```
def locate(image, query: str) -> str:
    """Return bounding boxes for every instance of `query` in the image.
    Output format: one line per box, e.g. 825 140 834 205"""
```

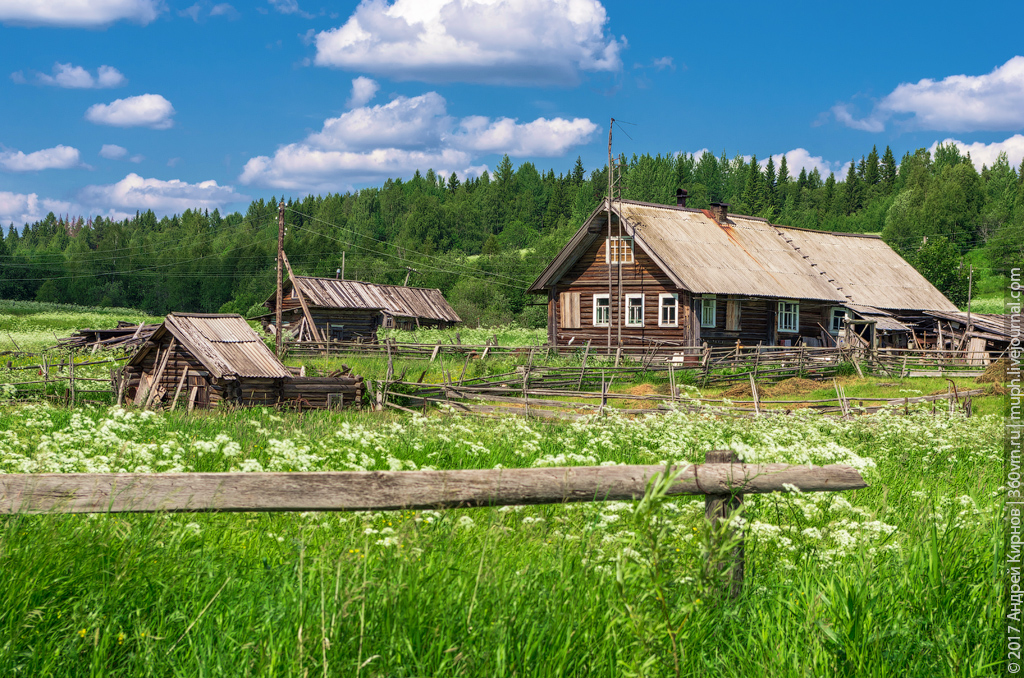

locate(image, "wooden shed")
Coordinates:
261 277 461 342
529 198 959 349
119 313 363 409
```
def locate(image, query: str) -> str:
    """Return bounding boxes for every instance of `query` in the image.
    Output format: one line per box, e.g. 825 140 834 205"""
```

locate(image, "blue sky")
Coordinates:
2 0 1023 226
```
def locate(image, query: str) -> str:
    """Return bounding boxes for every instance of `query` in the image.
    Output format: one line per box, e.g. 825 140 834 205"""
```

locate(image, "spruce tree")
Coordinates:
865 145 880 187
778 155 790 186
881 146 897 191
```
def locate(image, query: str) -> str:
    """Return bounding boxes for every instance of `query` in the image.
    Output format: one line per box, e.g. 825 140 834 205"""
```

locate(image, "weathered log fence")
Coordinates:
0 452 867 597
0 352 127 406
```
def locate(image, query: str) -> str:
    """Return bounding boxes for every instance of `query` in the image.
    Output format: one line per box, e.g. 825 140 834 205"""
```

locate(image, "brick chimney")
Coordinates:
675 188 688 207
709 202 730 223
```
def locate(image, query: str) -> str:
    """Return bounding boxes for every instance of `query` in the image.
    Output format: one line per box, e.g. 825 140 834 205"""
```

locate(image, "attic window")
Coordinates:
605 237 633 264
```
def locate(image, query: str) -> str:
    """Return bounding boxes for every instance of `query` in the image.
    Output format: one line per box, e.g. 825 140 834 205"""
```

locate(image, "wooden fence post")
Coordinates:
68 350 76 408
705 450 744 598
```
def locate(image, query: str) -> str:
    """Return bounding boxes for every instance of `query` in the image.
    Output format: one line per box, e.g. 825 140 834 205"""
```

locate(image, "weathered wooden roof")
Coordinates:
281 277 461 323
923 310 1010 338
530 199 958 312
136 313 290 380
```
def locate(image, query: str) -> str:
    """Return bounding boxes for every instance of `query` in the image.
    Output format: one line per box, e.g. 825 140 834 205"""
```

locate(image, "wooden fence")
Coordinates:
1 353 126 406
0 452 867 597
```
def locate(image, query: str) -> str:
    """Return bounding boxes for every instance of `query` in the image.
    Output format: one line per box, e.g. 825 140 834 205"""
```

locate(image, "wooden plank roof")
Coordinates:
134 313 290 380
279 277 460 323
530 199 958 313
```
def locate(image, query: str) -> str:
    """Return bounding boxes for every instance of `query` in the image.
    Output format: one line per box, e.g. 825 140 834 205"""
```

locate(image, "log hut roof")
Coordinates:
923 309 1010 339
529 199 958 313
271 277 461 323
133 313 290 379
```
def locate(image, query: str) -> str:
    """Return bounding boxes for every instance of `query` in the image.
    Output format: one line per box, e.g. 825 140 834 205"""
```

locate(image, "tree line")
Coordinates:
1 144 1021 324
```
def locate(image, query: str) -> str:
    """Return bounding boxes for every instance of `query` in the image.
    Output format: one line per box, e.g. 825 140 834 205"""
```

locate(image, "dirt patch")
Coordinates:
977 359 1009 384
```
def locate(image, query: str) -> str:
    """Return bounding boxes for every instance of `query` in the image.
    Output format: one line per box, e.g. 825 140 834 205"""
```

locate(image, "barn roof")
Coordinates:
135 313 290 380
278 277 461 323
529 199 958 313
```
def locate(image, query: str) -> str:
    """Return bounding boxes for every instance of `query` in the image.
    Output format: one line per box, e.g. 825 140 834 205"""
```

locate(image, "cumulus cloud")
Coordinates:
268 0 314 18
313 0 623 86
347 76 379 108
181 1 239 21
33 62 126 88
85 94 175 129
0 145 81 171
0 192 79 226
240 89 598 190
99 144 127 159
78 173 248 213
0 0 163 27
928 134 1024 171
763 148 849 180
453 116 598 156
835 56 1024 133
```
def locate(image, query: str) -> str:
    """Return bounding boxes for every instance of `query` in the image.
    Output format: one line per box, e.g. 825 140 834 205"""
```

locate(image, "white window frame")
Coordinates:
658 293 678 328
777 300 799 333
605 236 634 264
829 307 848 334
593 294 610 326
700 296 717 328
625 294 644 327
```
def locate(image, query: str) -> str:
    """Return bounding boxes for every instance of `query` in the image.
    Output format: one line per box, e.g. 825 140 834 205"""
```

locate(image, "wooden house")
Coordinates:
261 277 461 342
119 313 363 409
529 197 959 350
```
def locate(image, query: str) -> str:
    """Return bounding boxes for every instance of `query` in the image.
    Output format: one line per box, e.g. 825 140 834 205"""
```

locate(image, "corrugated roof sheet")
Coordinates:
160 313 290 379
531 199 958 313
287 278 461 323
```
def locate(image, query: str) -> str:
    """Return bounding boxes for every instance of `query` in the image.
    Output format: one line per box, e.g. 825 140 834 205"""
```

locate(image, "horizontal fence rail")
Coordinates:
1 463 866 515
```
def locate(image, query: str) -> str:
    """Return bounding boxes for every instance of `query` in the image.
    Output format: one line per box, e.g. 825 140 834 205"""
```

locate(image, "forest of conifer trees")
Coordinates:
1 143 1021 326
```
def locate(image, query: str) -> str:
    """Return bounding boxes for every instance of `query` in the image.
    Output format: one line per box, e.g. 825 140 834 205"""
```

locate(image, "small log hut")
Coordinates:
118 313 363 410
259 276 460 342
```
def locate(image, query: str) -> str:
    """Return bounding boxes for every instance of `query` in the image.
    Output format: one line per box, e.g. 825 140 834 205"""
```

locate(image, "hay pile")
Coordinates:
977 359 1009 384
722 377 822 398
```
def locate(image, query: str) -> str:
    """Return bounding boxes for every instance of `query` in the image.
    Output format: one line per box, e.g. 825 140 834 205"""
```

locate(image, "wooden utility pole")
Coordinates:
966 264 973 333
276 200 285 357
607 118 614 354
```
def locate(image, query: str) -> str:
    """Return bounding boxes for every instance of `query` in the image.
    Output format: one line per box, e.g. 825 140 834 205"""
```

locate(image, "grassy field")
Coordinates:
0 397 1005 676
0 300 161 354
0 301 1007 676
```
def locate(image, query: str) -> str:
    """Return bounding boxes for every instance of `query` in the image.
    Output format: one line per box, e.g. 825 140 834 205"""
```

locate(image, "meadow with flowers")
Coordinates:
0 391 1004 676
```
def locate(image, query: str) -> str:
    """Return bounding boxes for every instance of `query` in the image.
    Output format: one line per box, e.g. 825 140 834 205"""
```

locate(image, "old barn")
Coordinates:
261 277 460 342
529 196 959 350
119 312 363 409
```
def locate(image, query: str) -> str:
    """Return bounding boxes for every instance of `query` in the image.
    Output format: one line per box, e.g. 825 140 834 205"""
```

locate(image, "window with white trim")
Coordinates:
593 294 610 326
700 296 717 328
658 293 678 327
829 307 847 334
605 236 634 264
777 300 799 333
625 294 644 326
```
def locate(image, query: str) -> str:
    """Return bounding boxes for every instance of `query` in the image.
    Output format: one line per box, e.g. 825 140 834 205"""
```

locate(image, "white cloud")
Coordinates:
927 134 1024 171
240 89 598 190
0 192 78 226
313 0 623 86
34 62 126 89
180 1 239 21
210 3 238 17
311 92 449 151
0 145 81 171
347 76 379 108
78 173 247 213
10 70 26 84
85 94 175 129
764 148 848 180
100 144 128 159
0 0 163 27
835 56 1024 133
268 0 313 18
453 116 598 156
